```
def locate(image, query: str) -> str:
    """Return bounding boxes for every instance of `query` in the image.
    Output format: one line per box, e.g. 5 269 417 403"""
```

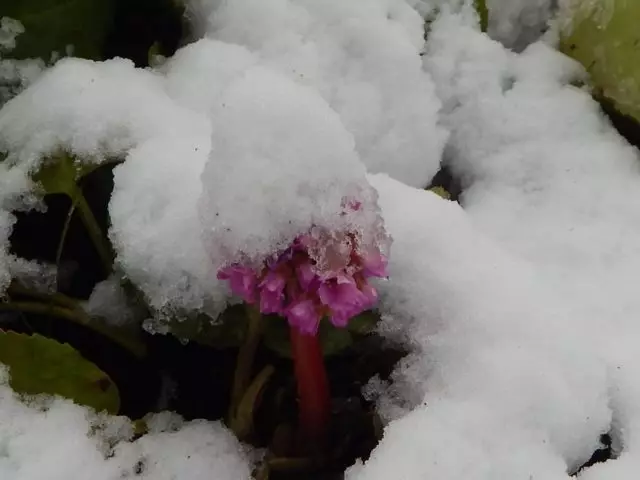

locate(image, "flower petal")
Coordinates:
286 298 321 335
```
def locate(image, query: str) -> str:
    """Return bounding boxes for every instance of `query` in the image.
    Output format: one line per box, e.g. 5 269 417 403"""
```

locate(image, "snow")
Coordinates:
350 7 640 480
348 175 610 479
83 274 139 327
0 0 442 317
0 368 253 480
198 64 381 271
487 0 555 50
193 0 447 188
4 0 640 478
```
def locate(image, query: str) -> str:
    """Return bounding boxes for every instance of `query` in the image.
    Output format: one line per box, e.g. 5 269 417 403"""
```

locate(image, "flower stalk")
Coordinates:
290 326 330 448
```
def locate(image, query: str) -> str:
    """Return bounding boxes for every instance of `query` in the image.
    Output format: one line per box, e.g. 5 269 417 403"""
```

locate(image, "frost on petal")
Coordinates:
295 261 316 292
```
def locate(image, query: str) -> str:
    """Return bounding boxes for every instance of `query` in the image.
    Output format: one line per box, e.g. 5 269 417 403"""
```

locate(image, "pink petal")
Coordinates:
286 299 321 335
296 261 317 291
260 288 284 314
218 265 258 303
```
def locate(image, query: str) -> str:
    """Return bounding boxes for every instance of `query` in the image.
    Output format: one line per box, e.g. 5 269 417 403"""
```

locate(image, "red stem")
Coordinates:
290 326 331 448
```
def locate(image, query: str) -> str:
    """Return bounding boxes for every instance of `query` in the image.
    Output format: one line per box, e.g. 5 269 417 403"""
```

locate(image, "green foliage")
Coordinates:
33 153 102 196
429 186 452 200
175 307 381 356
559 0 640 123
1 0 114 61
168 305 251 349
32 154 118 272
0 331 120 413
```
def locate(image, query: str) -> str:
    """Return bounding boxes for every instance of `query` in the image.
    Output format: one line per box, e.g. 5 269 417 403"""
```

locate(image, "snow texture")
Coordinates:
487 0 555 51
0 368 253 480
350 7 640 480
193 0 447 188
83 274 139 327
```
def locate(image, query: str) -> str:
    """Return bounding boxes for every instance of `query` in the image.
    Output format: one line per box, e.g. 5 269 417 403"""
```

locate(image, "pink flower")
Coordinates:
259 270 287 313
217 198 390 335
217 265 258 304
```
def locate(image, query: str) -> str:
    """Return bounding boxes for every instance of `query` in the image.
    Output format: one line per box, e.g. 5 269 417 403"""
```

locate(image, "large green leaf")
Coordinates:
1 0 114 61
559 0 640 123
0 330 120 413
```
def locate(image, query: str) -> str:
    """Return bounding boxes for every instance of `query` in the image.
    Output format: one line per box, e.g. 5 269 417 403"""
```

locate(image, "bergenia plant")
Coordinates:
218 198 390 446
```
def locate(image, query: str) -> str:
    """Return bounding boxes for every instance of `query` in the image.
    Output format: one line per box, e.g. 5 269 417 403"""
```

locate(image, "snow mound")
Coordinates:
352 9 640 480
0 369 252 480
349 175 609 479
193 0 447 188
198 64 380 270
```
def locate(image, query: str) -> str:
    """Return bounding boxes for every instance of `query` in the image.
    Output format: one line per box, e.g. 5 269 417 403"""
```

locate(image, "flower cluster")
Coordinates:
218 226 389 335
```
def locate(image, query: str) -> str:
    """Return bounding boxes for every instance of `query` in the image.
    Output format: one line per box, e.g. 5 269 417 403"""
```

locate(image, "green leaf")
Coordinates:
347 310 381 335
33 154 102 196
174 307 377 355
168 305 250 349
559 0 640 123
230 365 275 441
1 0 114 61
33 154 117 272
428 186 452 200
0 331 120 413
263 316 353 358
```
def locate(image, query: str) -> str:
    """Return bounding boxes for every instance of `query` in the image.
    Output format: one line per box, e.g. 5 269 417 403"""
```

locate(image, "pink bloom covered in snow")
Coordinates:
218 204 390 335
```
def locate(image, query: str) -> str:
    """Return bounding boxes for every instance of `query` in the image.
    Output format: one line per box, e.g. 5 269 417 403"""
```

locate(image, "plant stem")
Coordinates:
0 300 146 358
289 327 331 448
228 305 263 428
231 364 275 440
71 183 114 274
8 283 79 310
55 196 78 271
474 0 489 32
